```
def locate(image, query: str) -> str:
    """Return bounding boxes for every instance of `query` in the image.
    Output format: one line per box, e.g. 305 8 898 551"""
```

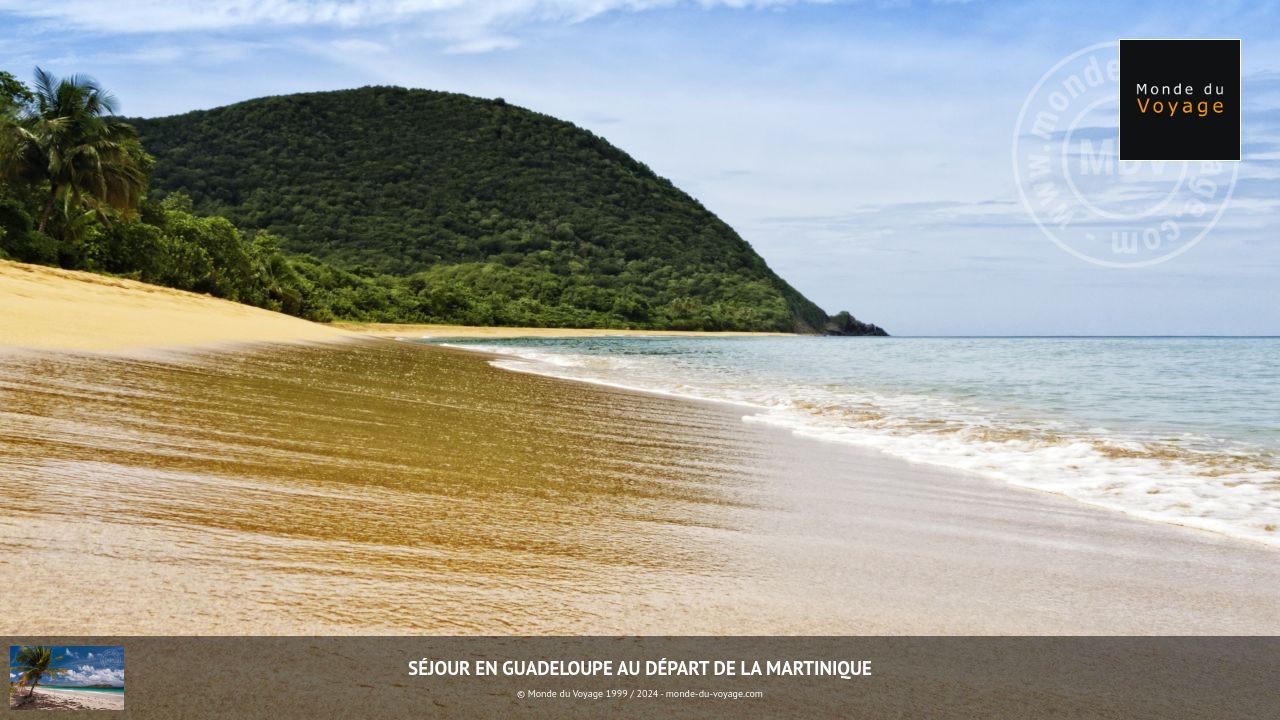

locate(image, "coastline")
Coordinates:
456 338 1280 550
336 322 796 339
9 687 125 711
1 267 1277 634
2 337 1278 634
0 260 792 354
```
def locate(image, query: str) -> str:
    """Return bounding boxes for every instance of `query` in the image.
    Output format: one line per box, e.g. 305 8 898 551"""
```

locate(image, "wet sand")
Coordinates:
2 338 1277 635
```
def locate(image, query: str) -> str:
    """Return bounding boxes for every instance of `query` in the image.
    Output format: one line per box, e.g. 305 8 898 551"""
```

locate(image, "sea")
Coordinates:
428 336 1280 547
40 687 124 694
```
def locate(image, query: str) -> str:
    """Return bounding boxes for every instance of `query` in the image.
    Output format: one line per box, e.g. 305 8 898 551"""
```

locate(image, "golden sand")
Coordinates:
0 260 791 355
0 340 772 633
0 260 352 352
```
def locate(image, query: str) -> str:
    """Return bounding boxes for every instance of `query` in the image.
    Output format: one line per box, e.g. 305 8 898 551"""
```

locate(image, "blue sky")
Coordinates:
9 645 125 687
1 0 1277 334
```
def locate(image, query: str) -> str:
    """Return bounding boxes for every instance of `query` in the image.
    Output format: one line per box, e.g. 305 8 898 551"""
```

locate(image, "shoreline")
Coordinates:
336 321 796 339
0 260 795 354
2 338 1278 635
9 686 125 711
2 263 1277 634
451 341 1280 552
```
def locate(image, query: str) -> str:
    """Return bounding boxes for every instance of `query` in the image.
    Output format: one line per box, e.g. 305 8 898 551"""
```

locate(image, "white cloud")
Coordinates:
442 36 522 54
330 38 389 54
0 1 839 57
0 1 824 36
61 665 124 687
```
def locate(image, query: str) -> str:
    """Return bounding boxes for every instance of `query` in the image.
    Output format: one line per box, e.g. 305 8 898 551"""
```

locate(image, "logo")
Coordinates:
1120 39 1240 161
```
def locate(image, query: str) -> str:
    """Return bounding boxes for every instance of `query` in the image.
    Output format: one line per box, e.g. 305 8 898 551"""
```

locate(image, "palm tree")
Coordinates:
3 67 148 238
12 646 68 702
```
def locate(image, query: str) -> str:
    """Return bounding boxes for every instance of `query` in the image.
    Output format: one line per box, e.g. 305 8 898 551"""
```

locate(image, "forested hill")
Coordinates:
129 87 833 332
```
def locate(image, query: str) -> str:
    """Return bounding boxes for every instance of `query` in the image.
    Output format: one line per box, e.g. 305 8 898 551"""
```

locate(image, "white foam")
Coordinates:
441 342 1280 548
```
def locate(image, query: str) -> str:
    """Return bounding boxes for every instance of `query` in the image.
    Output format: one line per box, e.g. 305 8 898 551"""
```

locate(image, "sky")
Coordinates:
9 645 125 687
1 0 1277 335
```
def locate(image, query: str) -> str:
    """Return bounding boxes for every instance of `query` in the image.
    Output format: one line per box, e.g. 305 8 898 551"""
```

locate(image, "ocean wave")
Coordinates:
440 341 1280 548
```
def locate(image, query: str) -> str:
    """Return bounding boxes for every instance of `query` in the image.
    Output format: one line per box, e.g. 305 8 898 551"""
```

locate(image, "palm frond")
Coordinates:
9 68 149 238
31 67 57 111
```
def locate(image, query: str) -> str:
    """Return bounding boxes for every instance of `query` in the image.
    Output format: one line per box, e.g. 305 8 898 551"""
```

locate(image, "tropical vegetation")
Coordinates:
11 646 68 705
1 69 884 333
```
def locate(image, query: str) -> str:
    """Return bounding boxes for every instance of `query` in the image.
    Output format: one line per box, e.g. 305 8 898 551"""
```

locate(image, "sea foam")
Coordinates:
440 338 1280 548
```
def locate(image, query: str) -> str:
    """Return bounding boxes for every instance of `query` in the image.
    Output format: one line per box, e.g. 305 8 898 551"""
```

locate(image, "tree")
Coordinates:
3 68 148 239
12 646 68 702
0 70 32 116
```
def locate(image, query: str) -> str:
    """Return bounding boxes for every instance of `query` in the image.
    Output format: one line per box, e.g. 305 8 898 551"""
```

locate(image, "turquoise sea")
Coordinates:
40 686 124 693
430 336 1280 547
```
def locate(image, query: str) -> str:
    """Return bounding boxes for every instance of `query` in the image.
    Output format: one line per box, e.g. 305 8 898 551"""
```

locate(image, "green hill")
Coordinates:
129 87 833 332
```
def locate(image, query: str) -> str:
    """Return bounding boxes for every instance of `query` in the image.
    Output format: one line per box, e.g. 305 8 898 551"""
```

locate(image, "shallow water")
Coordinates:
41 687 124 694
435 336 1280 546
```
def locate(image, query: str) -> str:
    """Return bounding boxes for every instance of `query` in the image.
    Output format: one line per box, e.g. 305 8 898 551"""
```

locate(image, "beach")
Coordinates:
0 260 352 352
9 687 124 711
2 260 1278 635
0 259 790 351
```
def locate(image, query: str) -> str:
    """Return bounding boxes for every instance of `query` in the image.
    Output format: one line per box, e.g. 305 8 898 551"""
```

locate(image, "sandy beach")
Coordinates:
0 260 788 352
9 687 124 710
0 260 352 352
1 263 1278 635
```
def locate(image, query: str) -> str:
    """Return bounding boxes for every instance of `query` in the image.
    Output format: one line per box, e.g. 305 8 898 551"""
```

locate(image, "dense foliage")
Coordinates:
0 70 329 321
130 86 835 331
826 310 887 337
4 71 883 333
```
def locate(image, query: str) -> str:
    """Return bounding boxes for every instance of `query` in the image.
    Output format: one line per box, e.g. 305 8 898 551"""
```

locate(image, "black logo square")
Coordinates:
1120 39 1240 160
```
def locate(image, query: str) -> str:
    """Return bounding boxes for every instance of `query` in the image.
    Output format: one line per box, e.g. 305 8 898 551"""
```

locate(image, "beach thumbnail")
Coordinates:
9 646 124 711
